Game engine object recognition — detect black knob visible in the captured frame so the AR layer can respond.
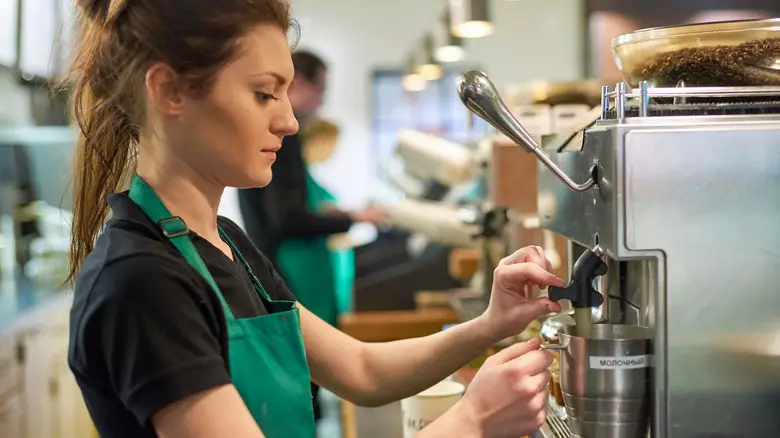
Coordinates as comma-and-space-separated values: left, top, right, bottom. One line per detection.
549, 247, 607, 308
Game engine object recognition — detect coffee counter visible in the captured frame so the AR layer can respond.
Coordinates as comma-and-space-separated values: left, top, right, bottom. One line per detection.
0, 275, 94, 438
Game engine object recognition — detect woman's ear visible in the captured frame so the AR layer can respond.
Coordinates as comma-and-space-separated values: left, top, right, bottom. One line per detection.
145, 63, 186, 116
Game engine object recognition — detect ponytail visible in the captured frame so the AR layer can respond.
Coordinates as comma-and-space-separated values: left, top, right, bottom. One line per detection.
64, 0, 294, 284
65, 0, 137, 285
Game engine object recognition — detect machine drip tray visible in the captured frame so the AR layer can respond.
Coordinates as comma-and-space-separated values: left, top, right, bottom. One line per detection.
543, 405, 571, 438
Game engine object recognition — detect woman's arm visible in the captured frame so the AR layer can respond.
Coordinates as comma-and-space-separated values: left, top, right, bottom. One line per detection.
414, 400, 482, 438
301, 246, 564, 407
153, 385, 265, 438
298, 304, 496, 407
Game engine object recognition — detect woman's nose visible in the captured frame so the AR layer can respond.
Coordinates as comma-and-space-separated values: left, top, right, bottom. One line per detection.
274, 99, 299, 136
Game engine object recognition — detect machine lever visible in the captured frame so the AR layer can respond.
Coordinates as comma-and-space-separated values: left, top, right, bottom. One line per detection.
457, 70, 597, 192
548, 246, 607, 309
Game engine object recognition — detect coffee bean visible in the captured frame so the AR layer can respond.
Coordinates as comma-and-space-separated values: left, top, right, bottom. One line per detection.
634, 38, 780, 87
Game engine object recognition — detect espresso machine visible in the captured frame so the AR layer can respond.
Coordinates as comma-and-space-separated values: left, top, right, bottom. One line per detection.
458, 18, 780, 438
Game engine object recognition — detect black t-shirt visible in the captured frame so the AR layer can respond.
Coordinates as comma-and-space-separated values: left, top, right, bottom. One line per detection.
68, 192, 297, 438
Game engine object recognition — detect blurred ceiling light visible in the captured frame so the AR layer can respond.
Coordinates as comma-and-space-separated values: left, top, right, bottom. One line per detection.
403, 55, 427, 92
433, 11, 464, 63
449, 0, 493, 39
415, 36, 443, 81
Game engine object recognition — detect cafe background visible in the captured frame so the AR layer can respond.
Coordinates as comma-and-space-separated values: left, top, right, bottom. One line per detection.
2, 0, 780, 437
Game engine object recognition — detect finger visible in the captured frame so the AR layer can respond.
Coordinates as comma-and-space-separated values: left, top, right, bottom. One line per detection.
534, 406, 548, 430
529, 246, 555, 289
499, 263, 565, 290
491, 338, 541, 364
535, 297, 563, 315
526, 246, 548, 271
512, 349, 555, 376
535, 370, 552, 393
518, 389, 549, 421
529, 388, 549, 413
517, 297, 563, 319
528, 245, 554, 274
500, 246, 547, 268
522, 284, 533, 299
530, 245, 548, 266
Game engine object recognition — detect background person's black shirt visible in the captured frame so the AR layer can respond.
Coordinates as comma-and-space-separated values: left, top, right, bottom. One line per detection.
238, 132, 353, 262
68, 192, 297, 438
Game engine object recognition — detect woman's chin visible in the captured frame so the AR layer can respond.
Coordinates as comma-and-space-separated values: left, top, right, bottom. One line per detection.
229, 169, 272, 189
254, 169, 275, 187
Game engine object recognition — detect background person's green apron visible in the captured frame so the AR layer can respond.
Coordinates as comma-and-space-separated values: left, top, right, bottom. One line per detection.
128, 175, 315, 437
275, 169, 355, 326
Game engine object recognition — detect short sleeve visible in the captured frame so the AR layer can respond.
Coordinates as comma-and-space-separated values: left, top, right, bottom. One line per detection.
75, 254, 231, 426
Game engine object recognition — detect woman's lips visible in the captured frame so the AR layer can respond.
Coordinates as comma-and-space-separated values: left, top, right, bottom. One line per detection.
261, 146, 280, 160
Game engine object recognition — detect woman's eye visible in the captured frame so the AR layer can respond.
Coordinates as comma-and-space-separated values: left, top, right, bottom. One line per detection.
255, 92, 278, 103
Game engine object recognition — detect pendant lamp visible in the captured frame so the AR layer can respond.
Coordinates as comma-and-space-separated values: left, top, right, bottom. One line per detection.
433, 11, 465, 63
449, 0, 494, 39
403, 55, 427, 92
415, 35, 442, 81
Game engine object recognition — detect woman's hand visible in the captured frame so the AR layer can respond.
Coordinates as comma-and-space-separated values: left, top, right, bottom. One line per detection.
454, 338, 553, 437
483, 246, 565, 340
349, 205, 387, 224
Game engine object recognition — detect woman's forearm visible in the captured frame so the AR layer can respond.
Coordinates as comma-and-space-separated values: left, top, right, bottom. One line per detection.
357, 315, 499, 406
415, 400, 482, 438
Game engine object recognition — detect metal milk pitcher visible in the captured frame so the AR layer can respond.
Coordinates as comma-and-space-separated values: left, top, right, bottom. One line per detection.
541, 323, 653, 438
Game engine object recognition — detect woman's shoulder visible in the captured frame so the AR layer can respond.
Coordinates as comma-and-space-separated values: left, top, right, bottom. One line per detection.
72, 218, 221, 337
74, 228, 213, 322
69, 235, 231, 430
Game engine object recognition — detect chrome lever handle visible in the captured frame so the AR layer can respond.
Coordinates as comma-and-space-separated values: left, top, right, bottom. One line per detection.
457, 71, 597, 192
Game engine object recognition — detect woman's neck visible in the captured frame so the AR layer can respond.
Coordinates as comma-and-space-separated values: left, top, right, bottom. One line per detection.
136, 144, 224, 248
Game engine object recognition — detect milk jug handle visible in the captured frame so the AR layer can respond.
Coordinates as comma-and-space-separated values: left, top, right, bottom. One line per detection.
539, 336, 570, 351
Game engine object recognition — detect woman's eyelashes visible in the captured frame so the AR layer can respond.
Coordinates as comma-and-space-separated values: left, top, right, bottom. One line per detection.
255, 92, 279, 103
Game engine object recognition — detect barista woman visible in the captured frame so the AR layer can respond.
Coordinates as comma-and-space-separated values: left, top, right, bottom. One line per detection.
65, 1, 565, 437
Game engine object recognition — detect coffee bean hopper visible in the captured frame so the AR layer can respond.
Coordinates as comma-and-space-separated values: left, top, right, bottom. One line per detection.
458, 17, 780, 438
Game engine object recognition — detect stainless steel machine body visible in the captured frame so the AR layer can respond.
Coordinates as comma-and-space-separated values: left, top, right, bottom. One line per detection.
459, 71, 780, 437
540, 85, 780, 436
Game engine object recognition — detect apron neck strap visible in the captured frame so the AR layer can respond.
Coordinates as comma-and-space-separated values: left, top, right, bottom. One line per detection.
128, 174, 236, 321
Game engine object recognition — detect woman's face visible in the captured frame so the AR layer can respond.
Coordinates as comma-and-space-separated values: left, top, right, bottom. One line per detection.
162, 23, 298, 189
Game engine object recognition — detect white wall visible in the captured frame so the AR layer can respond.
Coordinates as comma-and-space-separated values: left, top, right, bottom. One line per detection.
0, 68, 33, 126
290, 0, 585, 209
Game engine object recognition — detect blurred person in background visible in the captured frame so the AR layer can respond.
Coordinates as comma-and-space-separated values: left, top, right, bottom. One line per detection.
238, 50, 384, 422
66, 1, 565, 437
238, 50, 385, 259
296, 118, 356, 323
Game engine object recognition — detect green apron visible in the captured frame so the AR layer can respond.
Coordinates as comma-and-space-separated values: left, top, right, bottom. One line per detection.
275, 169, 355, 326
128, 175, 315, 437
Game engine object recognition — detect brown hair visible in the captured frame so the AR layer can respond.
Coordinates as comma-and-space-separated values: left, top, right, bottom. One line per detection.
292, 50, 327, 84
66, 0, 295, 284
301, 118, 339, 164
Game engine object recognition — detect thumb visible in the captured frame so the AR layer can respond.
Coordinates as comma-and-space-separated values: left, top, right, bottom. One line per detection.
490, 338, 541, 364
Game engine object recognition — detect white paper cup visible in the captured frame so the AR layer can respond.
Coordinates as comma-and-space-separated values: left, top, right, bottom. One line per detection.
401, 380, 465, 437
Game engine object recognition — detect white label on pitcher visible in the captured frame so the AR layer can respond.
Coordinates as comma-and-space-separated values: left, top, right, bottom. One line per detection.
589, 355, 651, 370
